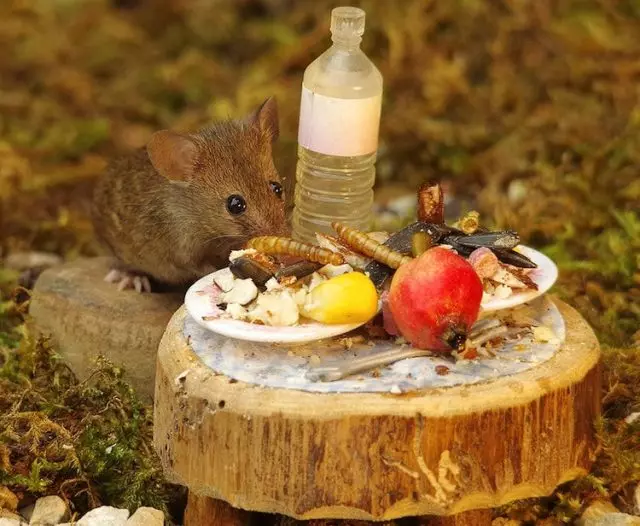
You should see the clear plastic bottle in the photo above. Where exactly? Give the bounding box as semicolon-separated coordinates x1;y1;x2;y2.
291;6;383;243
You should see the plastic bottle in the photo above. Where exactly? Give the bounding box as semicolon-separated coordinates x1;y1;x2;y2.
291;6;383;243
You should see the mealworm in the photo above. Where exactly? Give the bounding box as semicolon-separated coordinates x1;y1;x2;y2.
331;222;413;269
246;236;344;266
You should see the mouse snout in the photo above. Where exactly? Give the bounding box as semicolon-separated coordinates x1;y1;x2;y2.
252;222;291;238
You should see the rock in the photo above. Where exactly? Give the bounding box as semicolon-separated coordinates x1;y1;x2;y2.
125;507;164;525
29;496;68;525
28;257;183;402
76;506;130;525
0;487;18;511
0;509;25;524
4;252;62;271
577;500;640;525
625;413;640;425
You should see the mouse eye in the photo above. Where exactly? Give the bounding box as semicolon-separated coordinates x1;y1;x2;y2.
269;181;283;199
226;194;247;216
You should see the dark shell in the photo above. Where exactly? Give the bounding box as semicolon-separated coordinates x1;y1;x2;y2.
364;222;440;288
229;257;274;286
276;261;323;280
448;230;521;250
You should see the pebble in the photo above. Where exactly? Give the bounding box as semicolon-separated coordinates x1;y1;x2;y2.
76;506;130;525
577;500;640;525
0;509;26;525
29;496;68;525
625;412;640;425
125;507;164;525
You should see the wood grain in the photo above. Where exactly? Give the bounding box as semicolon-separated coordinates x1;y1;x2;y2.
153;298;601;521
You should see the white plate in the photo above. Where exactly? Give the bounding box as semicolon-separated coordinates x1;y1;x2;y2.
184;245;557;343
479;245;558;312
184;274;368;344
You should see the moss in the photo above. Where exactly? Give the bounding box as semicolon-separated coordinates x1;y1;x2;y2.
0;293;177;518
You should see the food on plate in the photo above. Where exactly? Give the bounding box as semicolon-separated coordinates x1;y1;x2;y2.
332;221;412;269
246;236;344;265
387;247;483;352
302;272;378;324
417;181;444;223
198;181;544;354
204;257;374;327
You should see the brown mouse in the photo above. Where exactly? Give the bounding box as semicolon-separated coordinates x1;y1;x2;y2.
91;97;290;292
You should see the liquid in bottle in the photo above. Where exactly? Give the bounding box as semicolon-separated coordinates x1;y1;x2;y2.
291;6;383;243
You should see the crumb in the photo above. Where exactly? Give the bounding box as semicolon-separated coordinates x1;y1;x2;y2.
278;275;298;287
459;347;478;360
532;326;558;343
435;365;450;376
371;368;381;378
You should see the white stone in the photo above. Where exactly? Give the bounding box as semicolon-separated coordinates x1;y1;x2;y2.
577;500;640;525
0;509;26;525
626;412;640;425
29;495;68;525
76;506;129;525
125;507;164;525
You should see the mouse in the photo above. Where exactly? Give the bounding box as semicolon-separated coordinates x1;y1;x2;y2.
91;96;290;293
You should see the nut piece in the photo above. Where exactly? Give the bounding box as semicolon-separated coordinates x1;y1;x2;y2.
212;267;236;292
249;290;300;326
220;278;258;305
468;247;500;279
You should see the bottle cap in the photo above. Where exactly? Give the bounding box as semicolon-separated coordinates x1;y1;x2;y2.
330;6;365;40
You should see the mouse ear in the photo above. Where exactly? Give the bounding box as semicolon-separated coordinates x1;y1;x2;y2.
248;96;279;143
147;130;198;183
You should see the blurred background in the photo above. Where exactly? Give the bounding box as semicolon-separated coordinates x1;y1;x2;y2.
0;1;638;522
0;0;638;342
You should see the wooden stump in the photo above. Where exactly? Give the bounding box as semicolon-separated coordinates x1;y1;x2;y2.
28;257;183;401
153;299;600;523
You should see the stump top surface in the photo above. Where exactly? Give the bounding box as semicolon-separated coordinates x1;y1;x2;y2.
158;297;598;418
34;257;183;314
184;296;565;394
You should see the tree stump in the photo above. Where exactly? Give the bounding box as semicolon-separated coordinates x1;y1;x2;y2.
28;257;183;401
153;299;601;524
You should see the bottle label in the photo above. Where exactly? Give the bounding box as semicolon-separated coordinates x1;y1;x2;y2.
298;87;382;157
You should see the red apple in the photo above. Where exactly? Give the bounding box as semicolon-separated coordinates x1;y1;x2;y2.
387;247;483;352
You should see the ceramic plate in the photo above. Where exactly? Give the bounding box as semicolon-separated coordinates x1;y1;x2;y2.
184;274;369;344
184;245;557;343
479;245;558;313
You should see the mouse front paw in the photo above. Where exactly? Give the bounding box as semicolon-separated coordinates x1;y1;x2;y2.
104;268;152;293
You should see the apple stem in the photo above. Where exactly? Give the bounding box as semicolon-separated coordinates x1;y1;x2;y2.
441;325;468;351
